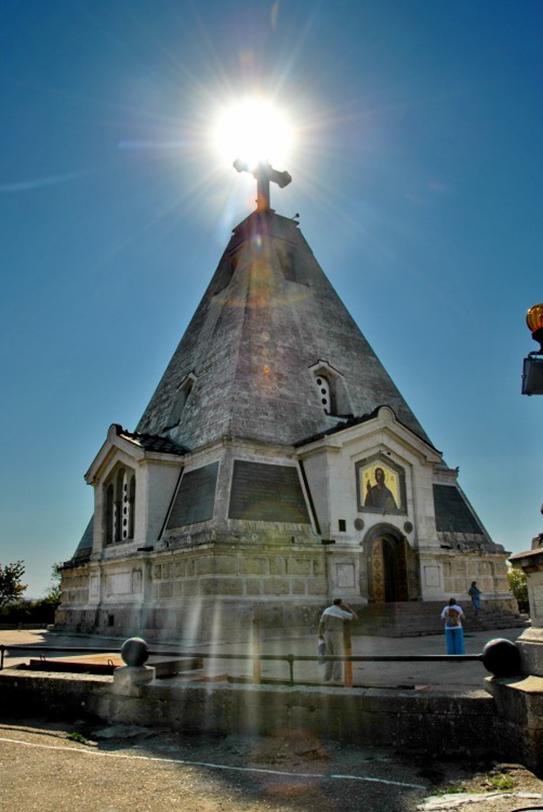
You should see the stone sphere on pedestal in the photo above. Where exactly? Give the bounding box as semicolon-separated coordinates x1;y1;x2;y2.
481;638;521;677
121;637;150;667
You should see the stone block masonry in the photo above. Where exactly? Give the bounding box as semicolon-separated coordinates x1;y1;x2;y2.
150;548;327;603
0;669;499;763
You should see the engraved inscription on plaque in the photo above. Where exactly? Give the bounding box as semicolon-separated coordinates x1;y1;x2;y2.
424;565;441;588
106;572;131;596
336;563;355;588
228;460;310;523
131;569;143;594
167;461;219;528
90;574;99;597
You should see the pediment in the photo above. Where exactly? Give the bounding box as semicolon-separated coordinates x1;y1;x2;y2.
85;424;186;485
296;405;441;465
85;425;145;485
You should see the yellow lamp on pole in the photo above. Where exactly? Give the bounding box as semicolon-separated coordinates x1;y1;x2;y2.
527;304;543;344
522;303;543;395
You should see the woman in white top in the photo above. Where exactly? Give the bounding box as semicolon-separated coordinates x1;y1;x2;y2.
440;597;465;655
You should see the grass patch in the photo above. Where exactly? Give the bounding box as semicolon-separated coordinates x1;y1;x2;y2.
432;767;518;796
66;731;90;745
488;772;516;791
434;785;466;796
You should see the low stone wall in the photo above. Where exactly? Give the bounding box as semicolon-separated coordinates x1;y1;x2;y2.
486;674;543;776
0;624;50;631
0;668;497;759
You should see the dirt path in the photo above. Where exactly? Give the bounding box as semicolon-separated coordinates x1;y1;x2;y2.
1;720;542;812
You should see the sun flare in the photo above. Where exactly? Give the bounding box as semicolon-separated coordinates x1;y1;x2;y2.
212;96;295;169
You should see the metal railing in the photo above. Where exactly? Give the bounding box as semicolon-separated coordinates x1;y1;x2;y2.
0;642;482;686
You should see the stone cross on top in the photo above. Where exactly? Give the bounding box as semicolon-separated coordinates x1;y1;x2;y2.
233;158;292;212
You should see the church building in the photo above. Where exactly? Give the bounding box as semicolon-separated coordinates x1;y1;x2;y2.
57;162;516;640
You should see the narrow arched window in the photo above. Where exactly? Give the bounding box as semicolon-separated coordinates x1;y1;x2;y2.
121;470;130;541
310;361;351;417
128;474;136;539
105;484;114;545
315;374;335;415
115;468;125;541
103;465;136;545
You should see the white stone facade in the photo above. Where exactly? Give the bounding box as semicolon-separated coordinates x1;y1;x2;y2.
57;408;514;640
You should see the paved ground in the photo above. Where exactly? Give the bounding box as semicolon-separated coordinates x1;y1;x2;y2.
1;716;543;812
0;624;528;691
1;625;543;812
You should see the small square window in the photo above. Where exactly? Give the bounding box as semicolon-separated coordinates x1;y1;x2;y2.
338;519;346;532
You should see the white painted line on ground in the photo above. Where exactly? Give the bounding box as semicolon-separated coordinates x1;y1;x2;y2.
0;736;426;790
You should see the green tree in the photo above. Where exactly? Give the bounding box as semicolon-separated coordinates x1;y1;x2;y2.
0;561;27;608
43;562;62;607
507;567;529;614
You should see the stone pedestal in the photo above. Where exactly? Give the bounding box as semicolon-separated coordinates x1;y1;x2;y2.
486;543;543;774
112;665;156;696
486;674;543;775
515;626;543;677
510;537;543;627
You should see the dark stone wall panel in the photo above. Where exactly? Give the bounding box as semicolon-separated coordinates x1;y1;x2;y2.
228;461;310;523
167;462;219;528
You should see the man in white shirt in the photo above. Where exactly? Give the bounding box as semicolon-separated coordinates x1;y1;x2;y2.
318;598;358;683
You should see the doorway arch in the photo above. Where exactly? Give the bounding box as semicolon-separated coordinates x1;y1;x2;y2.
365;525;409;603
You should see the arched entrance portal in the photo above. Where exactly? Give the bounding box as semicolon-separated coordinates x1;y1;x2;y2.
368;531;409;603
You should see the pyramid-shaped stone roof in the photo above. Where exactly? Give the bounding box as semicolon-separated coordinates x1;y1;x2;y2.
137;209;432;451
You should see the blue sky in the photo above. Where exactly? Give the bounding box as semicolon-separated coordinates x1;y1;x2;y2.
1;0;542;598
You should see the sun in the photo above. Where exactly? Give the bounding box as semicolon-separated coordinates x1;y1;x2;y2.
212;96;295;169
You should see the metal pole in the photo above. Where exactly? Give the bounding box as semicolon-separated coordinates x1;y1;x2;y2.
252;618;261;684
287;654;295;685
344;624;353;687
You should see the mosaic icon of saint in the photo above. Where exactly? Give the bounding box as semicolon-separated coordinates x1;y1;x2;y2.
364;467;398;510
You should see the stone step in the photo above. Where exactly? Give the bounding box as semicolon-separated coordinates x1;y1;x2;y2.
353;602;528;638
